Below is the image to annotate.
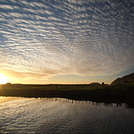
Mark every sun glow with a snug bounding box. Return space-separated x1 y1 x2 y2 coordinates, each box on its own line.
0 74 8 84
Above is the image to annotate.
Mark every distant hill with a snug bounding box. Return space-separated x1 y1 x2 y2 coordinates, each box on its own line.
111 73 134 85
89 82 101 86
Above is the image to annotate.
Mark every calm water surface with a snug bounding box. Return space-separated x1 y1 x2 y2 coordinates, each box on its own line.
0 97 134 134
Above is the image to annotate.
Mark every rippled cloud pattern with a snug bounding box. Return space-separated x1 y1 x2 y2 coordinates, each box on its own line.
0 0 134 78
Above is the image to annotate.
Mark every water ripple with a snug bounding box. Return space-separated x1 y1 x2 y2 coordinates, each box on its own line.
0 97 134 134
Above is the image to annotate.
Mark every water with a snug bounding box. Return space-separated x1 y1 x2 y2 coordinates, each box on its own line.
0 97 134 134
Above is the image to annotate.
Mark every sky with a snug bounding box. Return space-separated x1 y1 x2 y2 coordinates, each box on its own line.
0 0 134 84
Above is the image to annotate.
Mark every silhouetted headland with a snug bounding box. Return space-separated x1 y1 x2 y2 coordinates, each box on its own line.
111 72 134 85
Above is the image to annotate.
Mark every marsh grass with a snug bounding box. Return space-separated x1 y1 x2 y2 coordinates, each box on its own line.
0 83 134 103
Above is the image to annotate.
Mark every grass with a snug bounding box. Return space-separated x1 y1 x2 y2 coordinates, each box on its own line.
1 83 134 108
0 83 134 99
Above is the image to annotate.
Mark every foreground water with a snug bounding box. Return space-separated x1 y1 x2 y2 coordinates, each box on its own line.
0 97 134 134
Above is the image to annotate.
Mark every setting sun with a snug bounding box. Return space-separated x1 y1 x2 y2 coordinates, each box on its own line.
0 74 8 84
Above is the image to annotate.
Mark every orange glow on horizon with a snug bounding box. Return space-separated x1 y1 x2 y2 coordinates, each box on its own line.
0 69 113 85
0 74 8 84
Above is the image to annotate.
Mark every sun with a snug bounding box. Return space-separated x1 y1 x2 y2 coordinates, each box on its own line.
0 74 8 84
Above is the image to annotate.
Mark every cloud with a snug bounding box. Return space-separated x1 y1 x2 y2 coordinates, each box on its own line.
0 0 134 79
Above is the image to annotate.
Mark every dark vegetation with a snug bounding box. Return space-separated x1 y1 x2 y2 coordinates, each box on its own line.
0 83 134 105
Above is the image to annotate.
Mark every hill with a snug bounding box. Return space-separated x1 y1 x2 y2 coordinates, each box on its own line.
111 73 134 85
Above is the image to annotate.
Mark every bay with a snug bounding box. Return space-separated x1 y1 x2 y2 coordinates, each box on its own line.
0 97 134 134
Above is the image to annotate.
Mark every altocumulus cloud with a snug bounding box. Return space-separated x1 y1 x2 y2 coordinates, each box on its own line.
0 0 134 79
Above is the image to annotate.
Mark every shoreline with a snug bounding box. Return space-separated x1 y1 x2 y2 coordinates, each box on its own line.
0 96 20 103
0 84 134 107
